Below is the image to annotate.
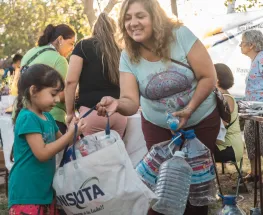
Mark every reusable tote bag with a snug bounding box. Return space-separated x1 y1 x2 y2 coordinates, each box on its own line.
53 108 157 215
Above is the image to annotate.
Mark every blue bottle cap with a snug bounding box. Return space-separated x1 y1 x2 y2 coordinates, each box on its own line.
172 135 183 146
169 121 178 131
222 195 237 205
184 129 196 139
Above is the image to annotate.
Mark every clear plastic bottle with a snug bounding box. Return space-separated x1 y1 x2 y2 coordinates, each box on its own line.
182 129 217 206
251 207 261 215
99 134 116 148
166 112 180 131
217 195 246 215
64 146 73 164
152 151 192 215
136 134 183 190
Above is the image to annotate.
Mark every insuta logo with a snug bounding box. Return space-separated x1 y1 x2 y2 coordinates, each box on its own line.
57 177 105 209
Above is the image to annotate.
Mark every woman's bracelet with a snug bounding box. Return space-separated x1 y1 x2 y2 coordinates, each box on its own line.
184 106 194 114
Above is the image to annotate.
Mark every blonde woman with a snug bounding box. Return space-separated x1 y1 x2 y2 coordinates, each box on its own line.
65 13 127 137
96 0 220 214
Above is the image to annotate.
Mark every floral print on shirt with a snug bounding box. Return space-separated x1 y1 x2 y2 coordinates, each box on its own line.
245 51 263 101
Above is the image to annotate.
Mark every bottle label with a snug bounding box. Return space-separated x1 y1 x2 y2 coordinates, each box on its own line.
136 143 173 188
151 149 157 157
145 154 160 173
188 158 216 184
136 160 157 187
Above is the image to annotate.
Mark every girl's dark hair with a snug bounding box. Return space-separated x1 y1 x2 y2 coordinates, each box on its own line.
214 63 234 90
11 64 64 162
13 64 65 124
38 24 75 46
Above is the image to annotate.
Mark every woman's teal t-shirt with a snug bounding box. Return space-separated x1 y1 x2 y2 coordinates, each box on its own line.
120 26 216 128
8 109 59 208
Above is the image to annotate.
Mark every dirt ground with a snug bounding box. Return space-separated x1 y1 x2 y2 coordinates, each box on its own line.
0 150 260 215
208 150 257 215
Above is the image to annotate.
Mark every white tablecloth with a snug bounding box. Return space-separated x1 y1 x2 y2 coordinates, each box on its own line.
0 114 14 170
123 113 148 167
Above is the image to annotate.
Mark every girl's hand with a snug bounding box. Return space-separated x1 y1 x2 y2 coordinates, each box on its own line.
68 117 79 134
76 118 86 136
68 118 86 137
96 96 118 117
66 113 76 126
172 107 194 130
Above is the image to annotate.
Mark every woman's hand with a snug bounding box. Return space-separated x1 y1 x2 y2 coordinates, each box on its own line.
172 107 193 130
96 96 118 117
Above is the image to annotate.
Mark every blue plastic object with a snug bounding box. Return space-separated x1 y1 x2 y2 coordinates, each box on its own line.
172 133 183 146
222 195 236 205
217 195 246 215
184 129 196 139
166 112 179 131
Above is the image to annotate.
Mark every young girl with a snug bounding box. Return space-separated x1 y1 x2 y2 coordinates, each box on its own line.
8 64 85 215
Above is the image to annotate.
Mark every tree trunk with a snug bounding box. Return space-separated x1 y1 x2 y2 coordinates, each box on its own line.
171 0 178 17
83 0 120 28
103 0 120 14
83 0 97 28
227 0 236 13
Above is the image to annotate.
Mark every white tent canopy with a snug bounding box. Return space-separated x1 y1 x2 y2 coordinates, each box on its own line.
185 10 263 98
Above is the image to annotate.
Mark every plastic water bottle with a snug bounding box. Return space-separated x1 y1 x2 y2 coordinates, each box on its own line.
251 208 261 215
182 129 217 206
152 151 192 215
166 112 179 131
217 195 246 215
136 134 183 190
99 134 116 148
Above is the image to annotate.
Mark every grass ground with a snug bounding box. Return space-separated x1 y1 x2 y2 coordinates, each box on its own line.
0 185 8 215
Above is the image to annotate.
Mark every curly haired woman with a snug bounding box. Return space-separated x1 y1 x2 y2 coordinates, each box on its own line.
97 1 220 214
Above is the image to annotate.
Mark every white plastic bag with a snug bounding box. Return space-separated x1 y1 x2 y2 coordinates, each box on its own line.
53 108 157 215
216 119 227 142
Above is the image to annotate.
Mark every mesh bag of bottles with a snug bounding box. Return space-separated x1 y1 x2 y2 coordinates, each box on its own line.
135 133 182 190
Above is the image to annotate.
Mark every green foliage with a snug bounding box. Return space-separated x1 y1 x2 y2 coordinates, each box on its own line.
225 0 263 12
0 0 91 59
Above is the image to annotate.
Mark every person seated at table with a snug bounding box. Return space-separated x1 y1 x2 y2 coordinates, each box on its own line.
65 13 127 137
214 63 244 163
